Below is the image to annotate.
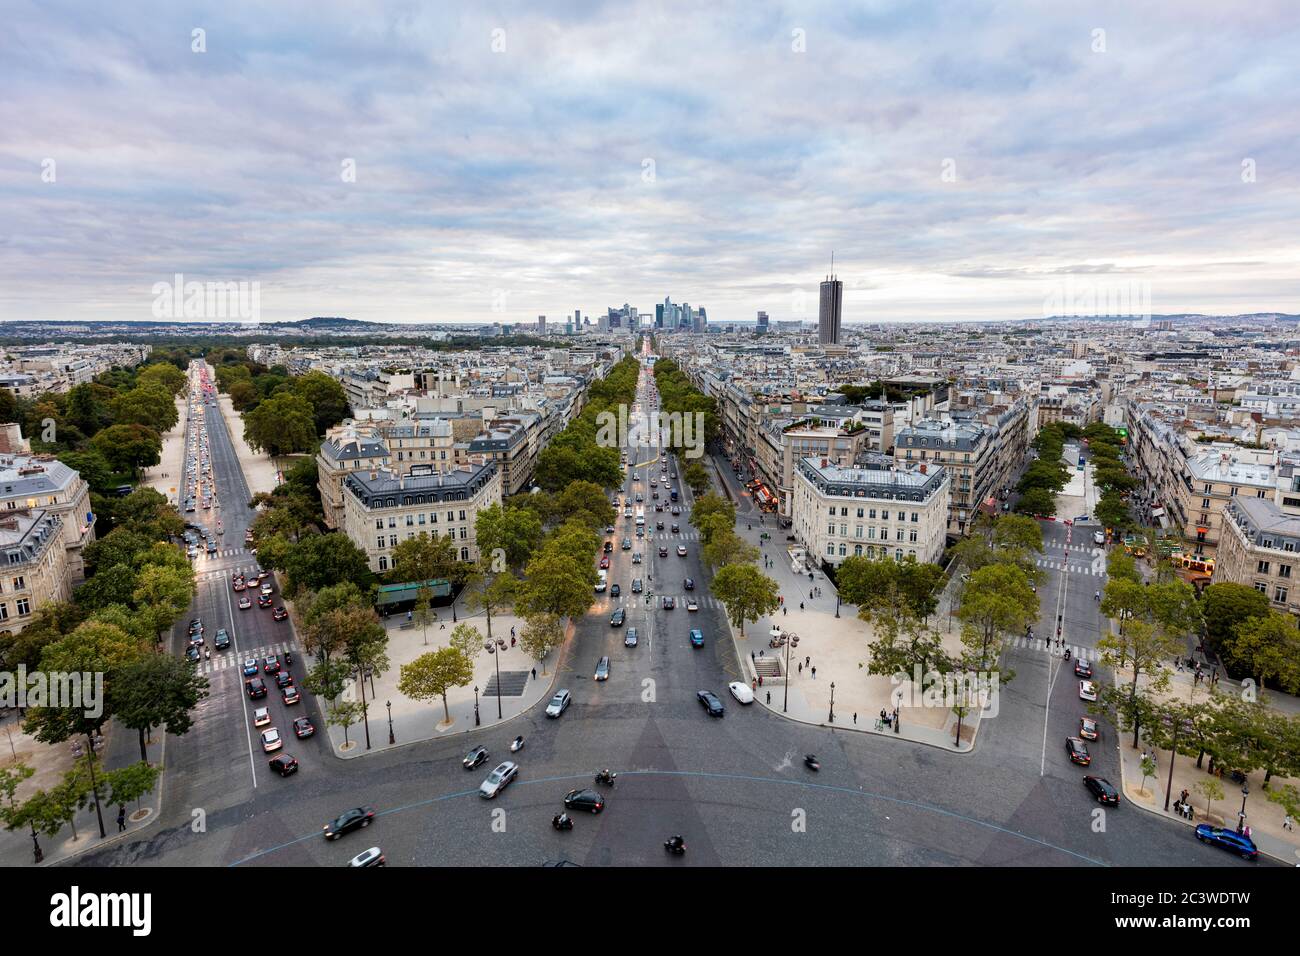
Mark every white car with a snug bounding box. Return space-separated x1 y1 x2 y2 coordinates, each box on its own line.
687 598 699 612
1078 680 1098 702
1093 531 1106 546
478 761 519 798
677 545 688 557
728 681 755 705
261 728 283 752
545 689 572 718
253 707 271 727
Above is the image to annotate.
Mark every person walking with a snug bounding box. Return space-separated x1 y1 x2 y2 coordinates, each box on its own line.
117 805 126 833
766 691 771 705
880 708 888 726
782 606 787 616
799 601 804 611
810 666 816 679
797 662 803 675
805 656 810 667
852 712 857 725
530 667 537 680
1284 813 1295 831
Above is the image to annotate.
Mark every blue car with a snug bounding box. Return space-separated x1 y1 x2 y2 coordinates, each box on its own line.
1194 824 1258 860
689 629 704 648
243 658 260 677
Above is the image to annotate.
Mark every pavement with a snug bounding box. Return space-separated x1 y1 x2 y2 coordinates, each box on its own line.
326 600 562 756
139 395 189 505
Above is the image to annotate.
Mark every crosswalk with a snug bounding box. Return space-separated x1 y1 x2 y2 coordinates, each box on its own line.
1034 557 1106 577
1006 634 1093 661
611 592 723 610
195 641 299 675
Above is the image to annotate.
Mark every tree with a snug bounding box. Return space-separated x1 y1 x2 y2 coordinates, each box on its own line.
243 392 316 457
956 563 1037 674
992 514 1043 554
702 528 759 571
112 384 178 433
449 623 484 662
461 563 515 644
689 493 735 537
282 532 373 595
91 424 162 476
475 504 544 570
1201 582 1271 661
516 546 595 621
398 647 475 725
1194 777 1225 821
56 450 113 493
1097 618 1182 748
291 371 351 435
1228 611 1300 695
550 481 615 533
103 761 163 812
1015 487 1056 517
326 699 366 747
390 532 458 642
1094 490 1130 532
711 564 780 638
1107 550 1141 583
132 564 197 642
228 378 259 411
683 460 710 496
73 563 141 612
1100 577 1148 648
114 653 210 761
518 612 564 675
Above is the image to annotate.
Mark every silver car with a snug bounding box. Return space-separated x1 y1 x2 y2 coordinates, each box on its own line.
479 761 519 798
545 689 571 718
594 656 610 681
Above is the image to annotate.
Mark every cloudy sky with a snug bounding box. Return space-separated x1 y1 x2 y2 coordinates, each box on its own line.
1 0 1297 325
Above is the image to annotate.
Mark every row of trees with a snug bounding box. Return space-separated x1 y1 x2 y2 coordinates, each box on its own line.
207 351 350 458
652 357 720 450
1199 582 1300 694
687 493 780 637
534 356 639 491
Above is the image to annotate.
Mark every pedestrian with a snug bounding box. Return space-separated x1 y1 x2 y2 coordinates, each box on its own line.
1284 814 1295 831
853 712 857 725
511 626 516 639
407 610 413 623
117 805 126 832
531 667 536 680
880 708 888 726
782 606 787 616
511 636 516 648
751 651 756 662
798 662 803 675
752 678 757 691
758 675 764 687
810 666 816 679
766 691 771 705
809 589 814 600
799 602 804 611
805 656 810 667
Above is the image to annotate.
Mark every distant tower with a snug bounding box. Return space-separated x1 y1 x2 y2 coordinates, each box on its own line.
756 310 769 334
818 255 842 345
537 315 547 335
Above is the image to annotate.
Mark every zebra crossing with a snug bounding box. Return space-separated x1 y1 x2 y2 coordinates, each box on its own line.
1034 557 1105 577
1007 634 1093 661
195 641 298 675
617 592 723 610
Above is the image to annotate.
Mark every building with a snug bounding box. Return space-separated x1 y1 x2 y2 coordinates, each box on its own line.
894 419 997 536
0 452 95 582
792 456 950 568
339 462 502 573
537 315 547 335
756 311 769 334
465 411 542 496
1175 446 1276 556
818 275 842 345
317 427 393 529
1215 496 1300 616
0 510 70 635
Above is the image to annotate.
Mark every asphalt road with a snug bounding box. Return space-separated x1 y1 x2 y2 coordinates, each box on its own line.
71 355 1268 868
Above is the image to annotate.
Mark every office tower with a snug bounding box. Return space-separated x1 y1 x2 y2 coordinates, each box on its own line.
818 274 842 345
693 307 706 333
537 315 547 335
756 310 769 333
656 303 664 328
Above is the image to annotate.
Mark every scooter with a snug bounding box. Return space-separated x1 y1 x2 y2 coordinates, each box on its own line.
285 651 293 665
595 770 618 786
664 836 686 855
552 813 573 831
509 736 524 753
804 754 821 772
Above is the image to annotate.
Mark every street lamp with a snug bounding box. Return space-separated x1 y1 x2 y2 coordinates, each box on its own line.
828 682 836 723
1238 784 1249 833
473 685 480 727
386 700 395 745
834 593 840 618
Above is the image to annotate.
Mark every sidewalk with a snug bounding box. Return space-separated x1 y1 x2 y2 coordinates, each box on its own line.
139 394 188 505
1113 662 1300 865
325 595 561 757
708 468 979 751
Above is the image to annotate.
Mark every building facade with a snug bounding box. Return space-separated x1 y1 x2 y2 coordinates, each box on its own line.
0 510 70 635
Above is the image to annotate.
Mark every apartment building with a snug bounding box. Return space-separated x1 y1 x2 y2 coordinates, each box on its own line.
793 456 950 568
465 411 542 496
316 428 392 530
0 453 95 582
894 419 997 536
339 462 502 573
1173 445 1275 557
755 417 873 520
0 511 70 634
1215 497 1300 617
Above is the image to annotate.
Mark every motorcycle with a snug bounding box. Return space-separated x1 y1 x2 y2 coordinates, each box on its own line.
595 770 618 786
509 736 524 753
285 651 293 665
664 836 686 855
552 813 573 831
804 754 821 772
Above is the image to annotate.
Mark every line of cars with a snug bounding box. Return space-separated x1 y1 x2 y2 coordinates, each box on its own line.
245 653 314 779
233 568 288 620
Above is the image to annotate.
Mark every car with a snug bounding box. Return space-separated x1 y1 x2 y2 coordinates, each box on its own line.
272 606 288 621
635 493 643 502
728 681 755 704
610 583 621 597
282 685 301 705
605 525 615 533
1074 659 1093 678
246 678 267 699
1194 824 1258 860
610 608 626 627
671 524 680 533
594 577 607 593
624 627 639 647
631 578 643 593
253 707 271 727
293 716 316 739
1065 737 1091 766
603 541 613 554
261 728 283 753
263 656 281 675
689 628 704 647
463 745 489 770
347 846 386 867
185 644 201 663
1093 531 1106 546
622 537 632 550
677 545 687 557
662 595 675 610
269 754 299 777
599 555 611 569
1083 775 1120 805
1078 680 1097 702
594 656 610 681
258 593 273 608
238 595 252 609
686 598 699 612
213 628 231 650
260 582 274 596
233 580 247 592
323 806 376 840
1078 716 1099 740
683 577 694 590
545 689 572 718
632 473 640 482
659 546 669 557
479 761 519 798
655 520 664 530
635 528 644 539
274 671 294 689
632 552 642 564
243 658 260 677
697 690 725 717
563 789 605 814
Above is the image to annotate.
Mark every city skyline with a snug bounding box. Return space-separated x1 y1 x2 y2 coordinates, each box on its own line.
3 1 1298 328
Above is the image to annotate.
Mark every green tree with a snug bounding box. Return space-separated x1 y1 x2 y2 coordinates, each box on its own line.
1228 611 1300 695
114 653 210 761
291 370 351 435
518 611 564 675
282 532 373 594
475 504 544 570
683 460 710 496
243 391 316 456
91 424 162 476
702 528 759 571
711 564 780 638
1201 582 1271 659
689 493 736 537
398 647 475 725
1015 487 1056 517
956 562 1037 674
112 384 178 433
326 698 366 747
1094 490 1130 532
1097 618 1182 748
103 761 164 813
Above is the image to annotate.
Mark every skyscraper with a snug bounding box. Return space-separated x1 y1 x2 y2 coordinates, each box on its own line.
655 303 664 328
537 315 547 335
818 275 842 345
756 310 769 334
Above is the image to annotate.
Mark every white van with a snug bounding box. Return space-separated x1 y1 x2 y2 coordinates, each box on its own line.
635 507 645 527
595 569 608 593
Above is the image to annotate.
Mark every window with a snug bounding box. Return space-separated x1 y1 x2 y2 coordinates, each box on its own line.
854 545 863 556
869 509 877 519
14 599 27 616
896 528 905 541
828 506 836 515
405 515 414 526
375 519 383 530
378 555 389 571
868 527 876 539
1275 586 1289 604
0 604 7 620
909 529 918 542
387 516 396 528
840 524 847 536
856 508 864 518
1201 498 1211 510
460 528 467 540
418 514 426 525
1203 484 1213 494
10 576 22 591
840 507 848 517
376 537 385 549
459 510 467 521
855 525 863 538
1257 560 1270 574
911 512 919 522
389 535 398 547
461 548 470 561
828 523 836 535
1258 489 1268 498
1280 565 1292 578
827 544 835 556
1255 582 1267 593
838 543 846 556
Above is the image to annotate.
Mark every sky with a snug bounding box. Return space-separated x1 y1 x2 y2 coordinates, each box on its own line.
1 0 1298 326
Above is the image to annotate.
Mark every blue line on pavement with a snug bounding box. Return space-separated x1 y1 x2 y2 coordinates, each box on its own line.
227 768 1105 867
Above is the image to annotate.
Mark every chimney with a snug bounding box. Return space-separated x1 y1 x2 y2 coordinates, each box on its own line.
919 463 927 474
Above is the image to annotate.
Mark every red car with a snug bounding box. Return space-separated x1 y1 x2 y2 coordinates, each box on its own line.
272 606 288 621
258 593 273 608
599 556 611 569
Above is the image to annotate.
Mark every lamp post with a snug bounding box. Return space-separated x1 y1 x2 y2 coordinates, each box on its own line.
834 593 840 618
783 630 793 714
1238 784 1249 833
386 700 395 745
829 682 836 723
473 685 480 727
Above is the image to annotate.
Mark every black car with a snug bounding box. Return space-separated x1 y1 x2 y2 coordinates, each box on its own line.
323 806 376 840
293 716 315 739
662 595 675 610
185 645 201 663
658 546 669 557
246 678 267 699
610 583 621 597
269 754 299 777
697 690 725 717
610 608 626 627
263 655 281 675
213 629 231 650
563 789 605 814
1083 775 1119 805
1073 659 1093 678
275 672 294 689
683 578 695 590
463 745 489 770
1065 737 1091 766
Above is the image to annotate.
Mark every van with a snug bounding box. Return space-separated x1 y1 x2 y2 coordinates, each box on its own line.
595 569 608 593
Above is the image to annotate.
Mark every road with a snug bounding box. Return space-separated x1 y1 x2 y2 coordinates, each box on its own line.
72 350 1267 867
